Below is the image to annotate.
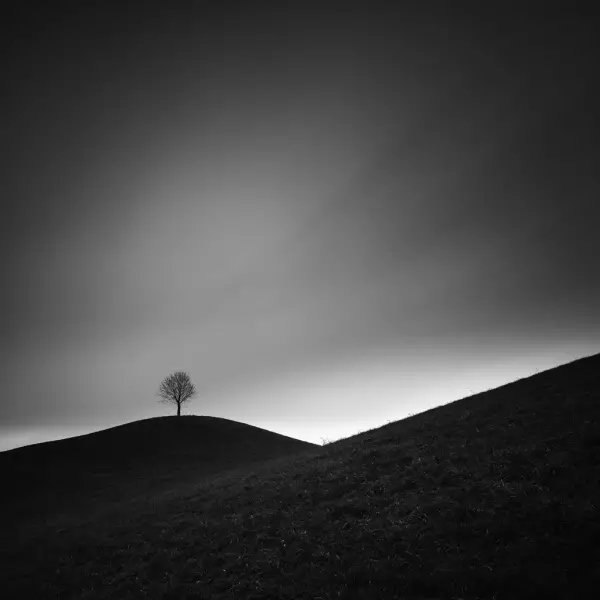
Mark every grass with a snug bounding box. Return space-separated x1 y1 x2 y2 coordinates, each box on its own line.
0 416 319 539
1 352 599 599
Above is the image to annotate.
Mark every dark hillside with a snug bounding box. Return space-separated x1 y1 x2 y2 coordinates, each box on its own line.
2 352 599 599
1 416 319 537
326 349 600 453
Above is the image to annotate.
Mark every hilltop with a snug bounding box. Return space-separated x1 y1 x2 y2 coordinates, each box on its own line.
2 352 599 599
0 416 320 535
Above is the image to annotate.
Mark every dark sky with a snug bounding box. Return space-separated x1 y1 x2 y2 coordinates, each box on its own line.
2 4 599 450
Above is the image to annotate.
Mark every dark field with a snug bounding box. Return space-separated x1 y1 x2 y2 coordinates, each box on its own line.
1 353 599 599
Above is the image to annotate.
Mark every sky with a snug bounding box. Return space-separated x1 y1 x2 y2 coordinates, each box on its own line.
2 4 599 451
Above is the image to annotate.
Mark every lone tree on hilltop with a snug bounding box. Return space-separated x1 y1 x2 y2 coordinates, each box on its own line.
157 371 197 416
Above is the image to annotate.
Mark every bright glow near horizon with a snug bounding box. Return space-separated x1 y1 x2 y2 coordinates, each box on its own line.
2 343 595 452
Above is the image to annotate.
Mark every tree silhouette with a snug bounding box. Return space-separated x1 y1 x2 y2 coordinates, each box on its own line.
157 371 197 416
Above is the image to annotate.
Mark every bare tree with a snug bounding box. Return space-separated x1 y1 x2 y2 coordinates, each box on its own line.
157 371 197 416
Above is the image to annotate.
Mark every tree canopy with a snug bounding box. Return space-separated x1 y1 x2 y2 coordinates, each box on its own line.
157 371 197 416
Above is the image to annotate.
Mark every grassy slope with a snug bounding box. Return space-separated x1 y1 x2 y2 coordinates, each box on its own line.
2 353 599 599
0 416 320 540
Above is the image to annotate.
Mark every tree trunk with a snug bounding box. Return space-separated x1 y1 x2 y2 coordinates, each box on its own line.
177 403 181 417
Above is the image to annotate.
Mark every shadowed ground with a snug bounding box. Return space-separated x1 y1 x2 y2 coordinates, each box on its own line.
0 416 320 537
1 353 599 599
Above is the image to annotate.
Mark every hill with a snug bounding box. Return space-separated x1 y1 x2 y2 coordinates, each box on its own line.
1 352 599 599
0 416 320 537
